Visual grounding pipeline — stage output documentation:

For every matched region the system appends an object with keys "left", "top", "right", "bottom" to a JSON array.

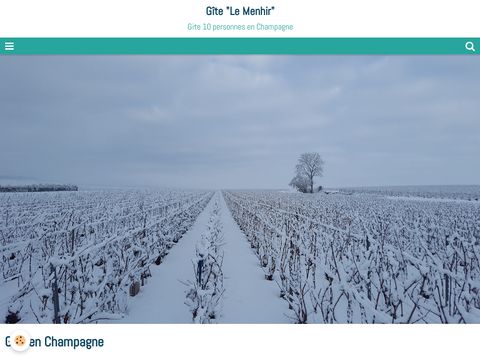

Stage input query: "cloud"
[{"left": 0, "top": 55, "right": 478, "bottom": 188}]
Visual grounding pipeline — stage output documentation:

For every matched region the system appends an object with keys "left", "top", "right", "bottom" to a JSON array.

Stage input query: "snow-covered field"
[
  {"left": 225, "top": 190, "right": 480, "bottom": 323},
  {"left": 0, "top": 189, "right": 213, "bottom": 323},
  {"left": 342, "top": 185, "right": 480, "bottom": 201},
  {"left": 1, "top": 187, "right": 479, "bottom": 323}
]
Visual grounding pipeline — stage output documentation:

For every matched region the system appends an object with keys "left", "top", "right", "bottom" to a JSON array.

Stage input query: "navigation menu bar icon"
[{"left": 4, "top": 41, "right": 15, "bottom": 51}]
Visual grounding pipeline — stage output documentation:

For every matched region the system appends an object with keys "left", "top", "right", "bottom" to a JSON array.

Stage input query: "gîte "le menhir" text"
[{"left": 206, "top": 6, "right": 275, "bottom": 16}]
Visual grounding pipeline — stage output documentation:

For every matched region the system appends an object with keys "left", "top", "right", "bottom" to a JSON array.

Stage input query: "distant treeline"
[{"left": 0, "top": 184, "right": 79, "bottom": 193}]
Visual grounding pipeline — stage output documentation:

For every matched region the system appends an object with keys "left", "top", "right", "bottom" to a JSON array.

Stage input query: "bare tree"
[
  {"left": 289, "top": 174, "right": 310, "bottom": 193},
  {"left": 290, "top": 152, "right": 324, "bottom": 193}
]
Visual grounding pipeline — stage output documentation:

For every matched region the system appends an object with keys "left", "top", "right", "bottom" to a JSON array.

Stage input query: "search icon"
[{"left": 465, "top": 41, "right": 475, "bottom": 52}]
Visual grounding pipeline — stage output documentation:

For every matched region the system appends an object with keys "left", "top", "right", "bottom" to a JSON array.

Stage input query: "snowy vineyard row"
[
  {"left": 1, "top": 190, "right": 213, "bottom": 323},
  {"left": 224, "top": 191, "right": 480, "bottom": 323},
  {"left": 185, "top": 194, "right": 224, "bottom": 323},
  {"left": 0, "top": 190, "right": 199, "bottom": 252}
]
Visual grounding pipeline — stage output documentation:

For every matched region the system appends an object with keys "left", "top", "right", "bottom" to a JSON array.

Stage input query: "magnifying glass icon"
[{"left": 465, "top": 41, "right": 475, "bottom": 52}]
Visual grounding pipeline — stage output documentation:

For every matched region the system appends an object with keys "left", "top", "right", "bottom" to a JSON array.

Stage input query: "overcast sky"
[{"left": 0, "top": 56, "right": 478, "bottom": 189}]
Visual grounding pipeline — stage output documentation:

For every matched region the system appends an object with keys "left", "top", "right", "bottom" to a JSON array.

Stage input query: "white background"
[
  {"left": 0, "top": 0, "right": 479, "bottom": 37},
  {"left": 1, "top": 0, "right": 480, "bottom": 359},
  {"left": 1, "top": 324, "right": 479, "bottom": 359}
]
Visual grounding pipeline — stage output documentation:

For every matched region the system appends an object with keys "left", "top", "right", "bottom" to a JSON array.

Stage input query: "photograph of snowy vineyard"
[
  {"left": 0, "top": 190, "right": 213, "bottom": 323},
  {"left": 224, "top": 190, "right": 480, "bottom": 323},
  {"left": 1, "top": 187, "right": 479, "bottom": 324},
  {"left": 1, "top": 55, "right": 479, "bottom": 324}
]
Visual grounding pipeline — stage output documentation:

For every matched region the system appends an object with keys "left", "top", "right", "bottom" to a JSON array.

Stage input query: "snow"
[
  {"left": 323, "top": 190, "right": 340, "bottom": 194},
  {"left": 224, "top": 190, "right": 480, "bottom": 323},
  {"left": 343, "top": 185, "right": 480, "bottom": 201},
  {"left": 386, "top": 195, "right": 480, "bottom": 204},
  {"left": 219, "top": 193, "right": 289, "bottom": 323},
  {"left": 0, "top": 189, "right": 211, "bottom": 323},
  {"left": 3, "top": 186, "right": 478, "bottom": 324},
  {"left": 112, "top": 191, "right": 289, "bottom": 323},
  {"left": 0, "top": 280, "right": 18, "bottom": 319},
  {"left": 114, "top": 195, "right": 217, "bottom": 323}
]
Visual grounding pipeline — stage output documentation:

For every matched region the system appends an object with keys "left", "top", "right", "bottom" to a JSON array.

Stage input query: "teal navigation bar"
[{"left": 0, "top": 38, "right": 479, "bottom": 55}]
